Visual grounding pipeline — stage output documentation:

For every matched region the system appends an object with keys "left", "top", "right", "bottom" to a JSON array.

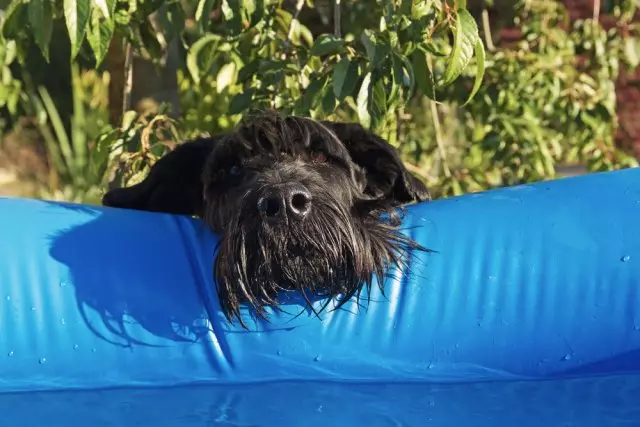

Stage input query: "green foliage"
[
  {"left": 0, "top": 37, "right": 21, "bottom": 118},
  {"left": 21, "top": 64, "right": 110, "bottom": 202},
  {"left": 418, "top": 0, "right": 639, "bottom": 195},
  {"left": 0, "top": 0, "right": 637, "bottom": 202}
]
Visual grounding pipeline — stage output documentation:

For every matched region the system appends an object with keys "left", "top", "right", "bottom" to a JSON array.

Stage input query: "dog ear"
[
  {"left": 322, "top": 121, "right": 431, "bottom": 204},
  {"left": 101, "top": 137, "right": 216, "bottom": 216}
]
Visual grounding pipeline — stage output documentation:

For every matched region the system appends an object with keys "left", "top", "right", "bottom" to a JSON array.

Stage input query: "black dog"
[{"left": 102, "top": 112, "right": 431, "bottom": 326}]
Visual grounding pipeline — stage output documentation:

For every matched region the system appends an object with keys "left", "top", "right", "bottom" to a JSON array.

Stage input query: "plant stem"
[
  {"left": 429, "top": 99, "right": 452, "bottom": 178},
  {"left": 334, "top": 0, "right": 341, "bottom": 37},
  {"left": 481, "top": 5, "right": 495, "bottom": 52},
  {"left": 122, "top": 41, "right": 134, "bottom": 121},
  {"left": 287, "top": 0, "right": 305, "bottom": 43}
]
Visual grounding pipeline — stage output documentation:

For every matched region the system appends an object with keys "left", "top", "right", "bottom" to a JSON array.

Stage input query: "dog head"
[{"left": 201, "top": 112, "right": 430, "bottom": 325}]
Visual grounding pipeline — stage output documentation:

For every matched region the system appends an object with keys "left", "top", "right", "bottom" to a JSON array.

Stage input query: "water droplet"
[
  {"left": 314, "top": 355, "right": 321, "bottom": 362},
  {"left": 91, "top": 348, "right": 96, "bottom": 353},
  {"left": 5, "top": 296, "right": 10, "bottom": 301},
  {"left": 39, "top": 357, "right": 47, "bottom": 364},
  {"left": 7, "top": 351, "right": 14, "bottom": 357},
  {"left": 73, "top": 345, "right": 79, "bottom": 351},
  {"left": 276, "top": 350, "right": 281, "bottom": 356},
  {"left": 561, "top": 353, "right": 572, "bottom": 361},
  {"left": 59, "top": 281, "right": 67, "bottom": 287},
  {"left": 621, "top": 255, "right": 631, "bottom": 262},
  {"left": 31, "top": 307, "right": 36, "bottom": 311},
  {"left": 60, "top": 318, "right": 65, "bottom": 325}
]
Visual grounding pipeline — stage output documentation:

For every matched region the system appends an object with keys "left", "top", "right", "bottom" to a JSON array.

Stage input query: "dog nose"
[{"left": 257, "top": 183, "right": 312, "bottom": 222}]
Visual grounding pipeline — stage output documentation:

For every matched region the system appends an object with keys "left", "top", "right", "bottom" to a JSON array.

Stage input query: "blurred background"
[{"left": 0, "top": 0, "right": 638, "bottom": 204}]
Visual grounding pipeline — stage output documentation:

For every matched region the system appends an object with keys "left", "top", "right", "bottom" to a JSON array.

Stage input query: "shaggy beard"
[{"left": 209, "top": 197, "right": 426, "bottom": 327}]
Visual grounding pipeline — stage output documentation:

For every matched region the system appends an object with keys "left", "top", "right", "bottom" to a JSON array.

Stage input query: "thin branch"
[
  {"left": 403, "top": 160, "right": 430, "bottom": 181},
  {"left": 593, "top": 0, "right": 601, "bottom": 22},
  {"left": 429, "top": 100, "right": 451, "bottom": 178},
  {"left": 481, "top": 5, "right": 495, "bottom": 52},
  {"left": 281, "top": 0, "right": 305, "bottom": 60},
  {"left": 334, "top": 0, "right": 341, "bottom": 38},
  {"left": 287, "top": 0, "right": 305, "bottom": 43},
  {"left": 122, "top": 40, "right": 134, "bottom": 121}
]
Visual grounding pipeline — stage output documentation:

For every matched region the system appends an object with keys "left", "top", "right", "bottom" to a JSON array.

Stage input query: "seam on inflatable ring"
[{"left": 173, "top": 216, "right": 236, "bottom": 372}]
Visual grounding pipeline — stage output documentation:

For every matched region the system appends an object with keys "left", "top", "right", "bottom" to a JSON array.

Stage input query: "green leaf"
[
  {"left": 624, "top": 37, "right": 640, "bottom": 69},
  {"left": 38, "top": 86, "right": 75, "bottom": 176},
  {"left": 411, "top": 48, "right": 436, "bottom": 99},
  {"left": 0, "top": 0, "right": 27, "bottom": 40},
  {"left": 91, "top": 128, "right": 118, "bottom": 180},
  {"left": 462, "top": 37, "right": 486, "bottom": 105},
  {"left": 618, "top": 0, "right": 637, "bottom": 22},
  {"left": 360, "top": 30, "right": 376, "bottom": 60},
  {"left": 216, "top": 62, "right": 238, "bottom": 91},
  {"left": 237, "top": 59, "right": 260, "bottom": 83},
  {"left": 64, "top": 0, "right": 93, "bottom": 59},
  {"left": 221, "top": 0, "right": 264, "bottom": 34},
  {"left": 70, "top": 62, "right": 88, "bottom": 180},
  {"left": 332, "top": 57, "right": 359, "bottom": 101},
  {"left": 442, "top": 9, "right": 480, "bottom": 86},
  {"left": 229, "top": 89, "right": 255, "bottom": 115},
  {"left": 396, "top": 53, "right": 415, "bottom": 97},
  {"left": 360, "top": 30, "right": 389, "bottom": 69},
  {"left": 139, "top": 18, "right": 164, "bottom": 61},
  {"left": 322, "top": 85, "right": 336, "bottom": 114},
  {"left": 92, "top": 0, "right": 111, "bottom": 18},
  {"left": 356, "top": 72, "right": 372, "bottom": 128},
  {"left": 28, "top": 0, "right": 54, "bottom": 62},
  {"left": 389, "top": 56, "right": 403, "bottom": 105},
  {"left": 87, "top": 6, "right": 115, "bottom": 67},
  {"left": 299, "top": 74, "right": 328, "bottom": 113},
  {"left": 261, "top": 69, "right": 284, "bottom": 87},
  {"left": 309, "top": 34, "right": 345, "bottom": 56},
  {"left": 186, "top": 34, "right": 222, "bottom": 84},
  {"left": 195, "top": 0, "right": 216, "bottom": 33},
  {"left": 369, "top": 76, "right": 387, "bottom": 130}
]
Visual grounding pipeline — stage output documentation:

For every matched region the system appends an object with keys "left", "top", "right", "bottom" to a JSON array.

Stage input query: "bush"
[{"left": 0, "top": 0, "right": 637, "bottom": 202}]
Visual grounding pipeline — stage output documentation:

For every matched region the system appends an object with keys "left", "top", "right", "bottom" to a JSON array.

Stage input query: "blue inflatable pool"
[{"left": 0, "top": 168, "right": 639, "bottom": 426}]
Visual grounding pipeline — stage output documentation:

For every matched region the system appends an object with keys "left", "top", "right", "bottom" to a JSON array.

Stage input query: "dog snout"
[{"left": 257, "top": 183, "right": 312, "bottom": 223}]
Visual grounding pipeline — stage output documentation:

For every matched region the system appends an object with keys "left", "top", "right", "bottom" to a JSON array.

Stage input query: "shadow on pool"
[{"left": 45, "top": 201, "right": 338, "bottom": 349}]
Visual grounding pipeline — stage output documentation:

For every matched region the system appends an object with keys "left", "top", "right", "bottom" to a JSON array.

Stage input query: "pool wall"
[{"left": 0, "top": 169, "right": 639, "bottom": 394}]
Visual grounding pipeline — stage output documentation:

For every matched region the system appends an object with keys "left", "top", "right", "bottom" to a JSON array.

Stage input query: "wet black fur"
[{"left": 102, "top": 112, "right": 431, "bottom": 327}]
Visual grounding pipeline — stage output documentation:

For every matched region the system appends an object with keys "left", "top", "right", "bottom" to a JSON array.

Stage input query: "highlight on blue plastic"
[{"left": 0, "top": 168, "right": 639, "bottom": 426}]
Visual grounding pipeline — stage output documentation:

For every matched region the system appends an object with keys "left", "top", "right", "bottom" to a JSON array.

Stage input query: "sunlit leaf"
[
  {"left": 357, "top": 72, "right": 372, "bottom": 128},
  {"left": 87, "top": 6, "right": 115, "bottom": 67},
  {"left": 442, "top": 8, "right": 480, "bottom": 86},
  {"left": 64, "top": 0, "right": 93, "bottom": 59},
  {"left": 462, "top": 37, "right": 486, "bottom": 105}
]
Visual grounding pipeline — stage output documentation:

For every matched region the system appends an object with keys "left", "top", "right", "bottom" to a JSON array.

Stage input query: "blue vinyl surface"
[{"left": 0, "top": 168, "right": 639, "bottom": 426}]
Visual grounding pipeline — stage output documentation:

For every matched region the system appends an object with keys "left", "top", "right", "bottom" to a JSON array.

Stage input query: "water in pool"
[{"left": 0, "top": 374, "right": 638, "bottom": 426}]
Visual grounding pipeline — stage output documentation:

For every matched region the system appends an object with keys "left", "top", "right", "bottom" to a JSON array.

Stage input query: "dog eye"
[
  {"left": 311, "top": 151, "right": 327, "bottom": 163},
  {"left": 229, "top": 165, "right": 241, "bottom": 176}
]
